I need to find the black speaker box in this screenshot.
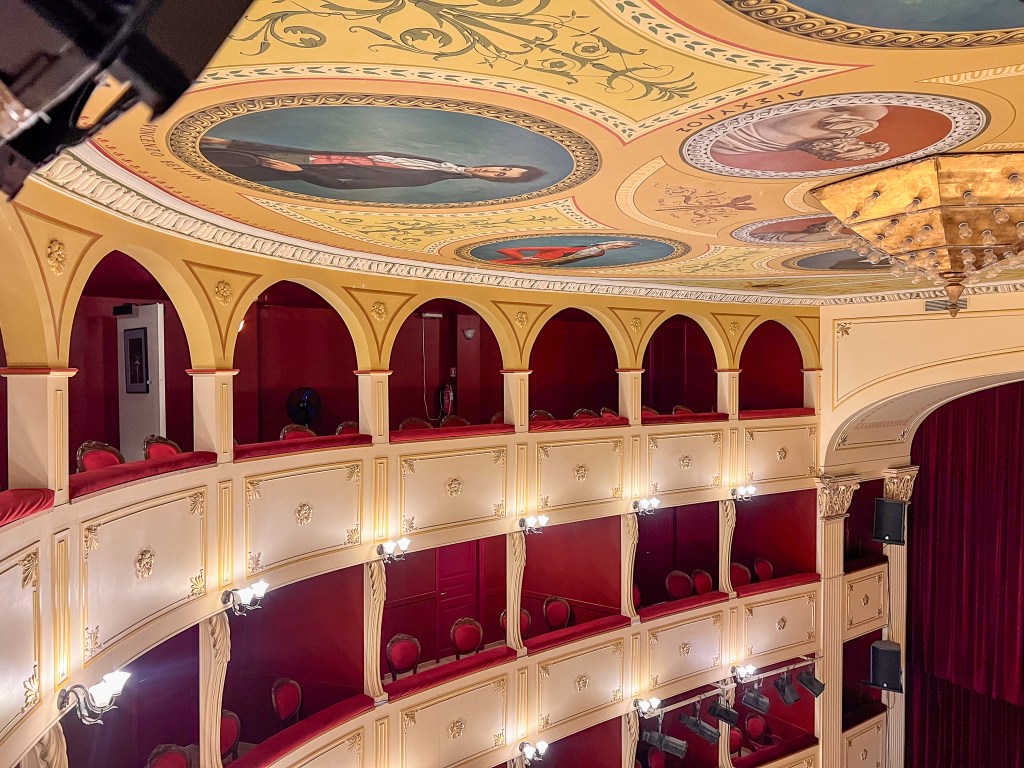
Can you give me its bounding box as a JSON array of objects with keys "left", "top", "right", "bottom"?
[
  {"left": 872, "top": 498, "right": 906, "bottom": 545},
  {"left": 867, "top": 640, "right": 903, "bottom": 693}
]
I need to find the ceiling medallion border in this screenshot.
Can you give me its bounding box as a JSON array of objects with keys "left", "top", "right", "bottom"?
[
  {"left": 721, "top": 0, "right": 1024, "bottom": 48},
  {"left": 166, "top": 93, "right": 600, "bottom": 209},
  {"left": 40, "top": 151, "right": 1024, "bottom": 306}
]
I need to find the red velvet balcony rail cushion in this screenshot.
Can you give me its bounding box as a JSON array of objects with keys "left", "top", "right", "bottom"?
[
  {"left": 641, "top": 412, "right": 729, "bottom": 425},
  {"left": 384, "top": 645, "right": 517, "bottom": 702},
  {"left": 389, "top": 423, "right": 515, "bottom": 443},
  {"left": 734, "top": 572, "right": 820, "bottom": 598},
  {"left": 234, "top": 433, "right": 371, "bottom": 461},
  {"left": 738, "top": 408, "right": 815, "bottom": 420},
  {"left": 732, "top": 733, "right": 817, "bottom": 768},
  {"left": 229, "top": 694, "right": 374, "bottom": 768},
  {"left": 0, "top": 488, "right": 55, "bottom": 528},
  {"left": 637, "top": 591, "right": 730, "bottom": 622},
  {"left": 524, "top": 614, "right": 631, "bottom": 655},
  {"left": 529, "top": 416, "right": 629, "bottom": 431},
  {"left": 69, "top": 452, "right": 217, "bottom": 500}
]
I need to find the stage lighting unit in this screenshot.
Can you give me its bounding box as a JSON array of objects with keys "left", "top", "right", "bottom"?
[
  {"left": 708, "top": 697, "right": 739, "bottom": 726},
  {"left": 774, "top": 673, "right": 802, "bottom": 705},
  {"left": 640, "top": 731, "right": 689, "bottom": 759},
  {"left": 741, "top": 684, "right": 771, "bottom": 715},
  {"left": 680, "top": 705, "right": 721, "bottom": 745},
  {"left": 798, "top": 668, "right": 826, "bottom": 698}
]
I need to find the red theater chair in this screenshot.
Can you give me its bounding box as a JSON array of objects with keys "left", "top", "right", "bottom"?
[
  {"left": 647, "top": 747, "right": 666, "bottom": 768},
  {"left": 692, "top": 569, "right": 714, "bottom": 594},
  {"left": 671, "top": 405, "right": 694, "bottom": 415},
  {"left": 271, "top": 678, "right": 302, "bottom": 729},
  {"left": 450, "top": 617, "right": 484, "bottom": 659},
  {"left": 490, "top": 411, "right": 505, "bottom": 424},
  {"left": 729, "top": 726, "right": 744, "bottom": 756},
  {"left": 335, "top": 420, "right": 360, "bottom": 434},
  {"left": 440, "top": 414, "right": 471, "bottom": 428},
  {"left": 398, "top": 417, "right": 433, "bottom": 430},
  {"left": 500, "top": 608, "right": 532, "bottom": 640},
  {"left": 731, "top": 562, "right": 753, "bottom": 588},
  {"left": 754, "top": 557, "right": 775, "bottom": 582},
  {"left": 143, "top": 434, "right": 181, "bottom": 459},
  {"left": 386, "top": 633, "right": 422, "bottom": 681},
  {"left": 600, "top": 406, "right": 618, "bottom": 417},
  {"left": 573, "top": 408, "right": 598, "bottom": 418},
  {"left": 745, "top": 713, "right": 781, "bottom": 751},
  {"left": 76, "top": 440, "right": 125, "bottom": 473},
  {"left": 529, "top": 409, "right": 554, "bottom": 422},
  {"left": 665, "top": 570, "right": 694, "bottom": 600},
  {"left": 146, "top": 745, "right": 192, "bottom": 768},
  {"left": 542, "top": 596, "right": 572, "bottom": 630},
  {"left": 220, "top": 710, "right": 241, "bottom": 761},
  {"left": 641, "top": 405, "right": 659, "bottom": 416},
  {"left": 279, "top": 423, "right": 315, "bottom": 440}
]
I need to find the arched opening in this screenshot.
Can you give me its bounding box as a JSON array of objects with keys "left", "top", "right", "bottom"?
[
  {"left": 529, "top": 309, "right": 621, "bottom": 427},
  {"left": 388, "top": 299, "right": 504, "bottom": 434},
  {"left": 642, "top": 315, "right": 721, "bottom": 421},
  {"left": 738, "top": 321, "right": 807, "bottom": 416},
  {"left": 233, "top": 282, "right": 359, "bottom": 444},
  {"left": 67, "top": 251, "right": 195, "bottom": 477},
  {"left": 730, "top": 490, "right": 818, "bottom": 596}
]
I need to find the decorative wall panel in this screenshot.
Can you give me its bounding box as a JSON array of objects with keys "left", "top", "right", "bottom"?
[
  {"left": 299, "top": 728, "right": 364, "bottom": 768},
  {"left": 0, "top": 545, "right": 40, "bottom": 743},
  {"left": 646, "top": 610, "right": 724, "bottom": 691},
  {"left": 647, "top": 431, "right": 724, "bottom": 495},
  {"left": 843, "top": 565, "right": 888, "bottom": 641},
  {"left": 537, "top": 639, "right": 625, "bottom": 731},
  {"left": 741, "top": 587, "right": 817, "bottom": 659},
  {"left": 742, "top": 425, "right": 817, "bottom": 485},
  {"left": 842, "top": 713, "right": 885, "bottom": 768},
  {"left": 244, "top": 461, "right": 362, "bottom": 576},
  {"left": 536, "top": 438, "right": 624, "bottom": 512},
  {"left": 399, "top": 447, "right": 507, "bottom": 535}
]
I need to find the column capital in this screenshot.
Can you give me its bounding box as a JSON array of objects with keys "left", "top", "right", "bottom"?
[
  {"left": 816, "top": 474, "right": 861, "bottom": 520},
  {"left": 883, "top": 465, "right": 919, "bottom": 502}
]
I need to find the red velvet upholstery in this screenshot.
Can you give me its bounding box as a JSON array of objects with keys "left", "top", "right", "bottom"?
[
  {"left": 671, "top": 405, "right": 694, "bottom": 414},
  {"left": 335, "top": 420, "right": 359, "bottom": 434},
  {"left": 528, "top": 416, "right": 629, "bottom": 431},
  {"left": 144, "top": 435, "right": 181, "bottom": 460},
  {"left": 731, "top": 734, "right": 818, "bottom": 768},
  {"left": 386, "top": 634, "right": 421, "bottom": 681},
  {"left": 146, "top": 745, "right": 191, "bottom": 768},
  {"left": 280, "top": 423, "right": 316, "bottom": 439},
  {"left": 490, "top": 411, "right": 505, "bottom": 424},
  {"left": 384, "top": 645, "right": 516, "bottom": 702},
  {"left": 738, "top": 408, "right": 815, "bottom": 420},
  {"left": 754, "top": 558, "right": 774, "bottom": 582},
  {"left": 220, "top": 710, "right": 241, "bottom": 761},
  {"left": 542, "top": 596, "right": 572, "bottom": 629},
  {"left": 632, "top": 583, "right": 641, "bottom": 610},
  {"left": 389, "top": 423, "right": 514, "bottom": 443},
  {"left": 78, "top": 441, "right": 125, "bottom": 472},
  {"left": 734, "top": 572, "right": 820, "bottom": 598},
  {"left": 641, "top": 405, "right": 658, "bottom": 415},
  {"left": 69, "top": 452, "right": 217, "bottom": 500},
  {"left": 500, "top": 608, "right": 532, "bottom": 640},
  {"left": 692, "top": 569, "right": 714, "bottom": 594},
  {"left": 647, "top": 748, "right": 666, "bottom": 768},
  {"left": 451, "top": 618, "right": 483, "bottom": 659},
  {"left": 573, "top": 408, "right": 598, "bottom": 418},
  {"left": 272, "top": 678, "right": 302, "bottom": 725},
  {"left": 637, "top": 591, "right": 729, "bottom": 622},
  {"left": 529, "top": 409, "right": 554, "bottom": 421},
  {"left": 0, "top": 488, "right": 54, "bottom": 528},
  {"left": 228, "top": 695, "right": 374, "bottom": 768},
  {"left": 665, "top": 570, "right": 693, "bottom": 600},
  {"left": 440, "top": 414, "right": 471, "bottom": 428},
  {"left": 233, "top": 433, "right": 371, "bottom": 460},
  {"left": 746, "top": 714, "right": 767, "bottom": 741},
  {"left": 730, "top": 726, "right": 744, "bottom": 754},
  {"left": 731, "top": 562, "right": 753, "bottom": 588},
  {"left": 641, "top": 412, "right": 729, "bottom": 425},
  {"left": 524, "top": 614, "right": 631, "bottom": 654},
  {"left": 399, "top": 417, "right": 434, "bottom": 430},
  {"left": 600, "top": 407, "right": 618, "bottom": 417}
]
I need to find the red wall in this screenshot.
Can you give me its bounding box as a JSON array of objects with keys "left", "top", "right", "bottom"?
[
  {"left": 643, "top": 315, "right": 718, "bottom": 414},
  {"left": 232, "top": 283, "right": 359, "bottom": 443},
  {"left": 731, "top": 490, "right": 817, "bottom": 577},
  {"left": 543, "top": 716, "right": 622, "bottom": 768},
  {"left": 842, "top": 629, "right": 884, "bottom": 715},
  {"left": 844, "top": 479, "right": 885, "bottom": 564},
  {"left": 529, "top": 309, "right": 619, "bottom": 419},
  {"left": 522, "top": 516, "right": 621, "bottom": 633},
  {"left": 738, "top": 321, "right": 804, "bottom": 411},
  {"left": 733, "top": 660, "right": 816, "bottom": 748},
  {"left": 635, "top": 503, "right": 719, "bottom": 606},
  {"left": 223, "top": 565, "right": 364, "bottom": 744},
  {"left": 63, "top": 625, "right": 199, "bottom": 768}
]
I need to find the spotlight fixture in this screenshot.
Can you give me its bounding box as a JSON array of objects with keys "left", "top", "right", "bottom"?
[
  {"left": 519, "top": 740, "right": 549, "bottom": 764},
  {"left": 631, "top": 497, "right": 661, "bottom": 516},
  {"left": 731, "top": 485, "right": 757, "bottom": 501},
  {"left": 797, "top": 667, "right": 826, "bottom": 698},
  {"left": 222, "top": 580, "right": 269, "bottom": 616},
  {"left": 640, "top": 731, "right": 689, "bottom": 759},
  {"left": 732, "top": 664, "right": 757, "bottom": 683},
  {"left": 680, "top": 704, "right": 720, "bottom": 745},
  {"left": 633, "top": 697, "right": 662, "bottom": 718},
  {"left": 376, "top": 538, "right": 412, "bottom": 563},
  {"left": 57, "top": 671, "right": 131, "bottom": 725},
  {"left": 518, "top": 515, "right": 549, "bottom": 534},
  {"left": 708, "top": 697, "right": 740, "bottom": 726},
  {"left": 774, "top": 672, "right": 802, "bottom": 706},
  {"left": 741, "top": 682, "right": 771, "bottom": 715}
]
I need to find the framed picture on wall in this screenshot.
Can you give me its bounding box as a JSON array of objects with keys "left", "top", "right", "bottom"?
[{"left": 123, "top": 327, "right": 149, "bottom": 394}]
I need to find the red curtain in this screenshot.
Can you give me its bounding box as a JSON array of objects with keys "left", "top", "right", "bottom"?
[{"left": 906, "top": 382, "right": 1024, "bottom": 767}]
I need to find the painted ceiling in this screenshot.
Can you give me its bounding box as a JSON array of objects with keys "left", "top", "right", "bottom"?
[{"left": 35, "top": 0, "right": 1024, "bottom": 303}]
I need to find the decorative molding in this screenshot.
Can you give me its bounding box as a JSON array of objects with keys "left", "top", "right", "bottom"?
[
  {"left": 493, "top": 501, "right": 506, "bottom": 517},
  {"left": 294, "top": 502, "right": 313, "bottom": 526},
  {"left": 837, "top": 322, "right": 852, "bottom": 338},
  {"left": 448, "top": 719, "right": 465, "bottom": 740},
  {"left": 214, "top": 280, "right": 233, "bottom": 305},
  {"left": 188, "top": 491, "right": 206, "bottom": 517},
  {"left": 401, "top": 458, "right": 416, "bottom": 477},
  {"left": 24, "top": 722, "right": 68, "bottom": 768},
  {"left": 817, "top": 474, "right": 861, "bottom": 520},
  {"left": 573, "top": 464, "right": 589, "bottom": 482},
  {"left": 777, "top": 616, "right": 788, "bottom": 631},
  {"left": 401, "top": 516, "right": 416, "bottom": 533},
  {"left": 370, "top": 301, "right": 388, "bottom": 321},
  {"left": 777, "top": 447, "right": 788, "bottom": 460},
  {"left": 20, "top": 551, "right": 39, "bottom": 589},
  {"left": 189, "top": 570, "right": 206, "bottom": 597},
  {"left": 347, "top": 464, "right": 361, "bottom": 482},
  {"left": 629, "top": 317, "right": 642, "bottom": 333},
  {"left": 492, "top": 449, "right": 507, "bottom": 466},
  {"left": 366, "top": 560, "right": 387, "bottom": 699},
  {"left": 611, "top": 686, "right": 623, "bottom": 703},
  {"left": 247, "top": 551, "right": 263, "bottom": 574},
  {"left": 199, "top": 612, "right": 231, "bottom": 768},
  {"left": 245, "top": 480, "right": 262, "bottom": 502},
  {"left": 445, "top": 477, "right": 463, "bottom": 496},
  {"left": 611, "top": 440, "right": 623, "bottom": 455},
  {"left": 493, "top": 731, "right": 506, "bottom": 748},
  {"left": 346, "top": 525, "right": 361, "bottom": 544},
  {"left": 22, "top": 665, "right": 40, "bottom": 713},
  {"left": 680, "top": 455, "right": 692, "bottom": 469},
  {"left": 679, "top": 642, "right": 691, "bottom": 657},
  {"left": 402, "top": 711, "right": 417, "bottom": 734},
  {"left": 135, "top": 549, "right": 155, "bottom": 580},
  {"left": 611, "top": 485, "right": 623, "bottom": 499},
  {"left": 83, "top": 524, "right": 100, "bottom": 558},
  {"left": 84, "top": 626, "right": 100, "bottom": 661},
  {"left": 346, "top": 733, "right": 362, "bottom": 756},
  {"left": 508, "top": 531, "right": 526, "bottom": 650},
  {"left": 46, "top": 239, "right": 67, "bottom": 275},
  {"left": 884, "top": 467, "right": 919, "bottom": 502},
  {"left": 514, "top": 311, "right": 528, "bottom": 328},
  {"left": 575, "top": 674, "right": 589, "bottom": 692}
]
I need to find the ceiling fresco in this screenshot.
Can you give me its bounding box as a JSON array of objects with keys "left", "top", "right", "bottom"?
[{"left": 35, "top": 0, "right": 1024, "bottom": 303}]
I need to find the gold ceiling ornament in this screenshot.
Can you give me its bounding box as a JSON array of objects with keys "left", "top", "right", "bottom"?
[
  {"left": 135, "top": 549, "right": 155, "bottom": 580},
  {"left": 814, "top": 153, "right": 1024, "bottom": 316}
]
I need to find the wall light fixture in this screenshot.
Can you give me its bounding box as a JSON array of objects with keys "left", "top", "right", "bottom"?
[
  {"left": 57, "top": 671, "right": 131, "bottom": 725},
  {"left": 518, "top": 515, "right": 549, "bottom": 534},
  {"left": 222, "top": 580, "right": 269, "bottom": 616},
  {"left": 376, "top": 538, "right": 411, "bottom": 564}
]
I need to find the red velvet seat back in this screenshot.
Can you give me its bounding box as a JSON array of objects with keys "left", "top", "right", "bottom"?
[
  {"left": 647, "top": 747, "right": 666, "bottom": 768},
  {"left": 147, "top": 441, "right": 180, "bottom": 459},
  {"left": 501, "top": 608, "right": 532, "bottom": 639},
  {"left": 692, "top": 569, "right": 714, "bottom": 594},
  {"left": 730, "top": 726, "right": 743, "bottom": 753},
  {"left": 441, "top": 415, "right": 471, "bottom": 428},
  {"left": 754, "top": 557, "right": 774, "bottom": 582},
  {"left": 282, "top": 427, "right": 315, "bottom": 440},
  {"left": 81, "top": 447, "right": 123, "bottom": 471},
  {"left": 672, "top": 405, "right": 694, "bottom": 415},
  {"left": 543, "top": 596, "right": 571, "bottom": 629},
  {"left": 529, "top": 409, "right": 553, "bottom": 421},
  {"left": 386, "top": 634, "right": 421, "bottom": 679},
  {"left": 731, "top": 562, "right": 753, "bottom": 587},
  {"left": 146, "top": 746, "right": 190, "bottom": 768},
  {"left": 451, "top": 618, "right": 483, "bottom": 657},
  {"left": 220, "top": 710, "right": 241, "bottom": 758},
  {"left": 573, "top": 408, "right": 598, "bottom": 418},
  {"left": 746, "top": 713, "right": 767, "bottom": 740},
  {"left": 490, "top": 411, "right": 505, "bottom": 424},
  {"left": 272, "top": 678, "right": 302, "bottom": 722},
  {"left": 665, "top": 570, "right": 694, "bottom": 600},
  {"left": 399, "top": 417, "right": 433, "bottom": 430}
]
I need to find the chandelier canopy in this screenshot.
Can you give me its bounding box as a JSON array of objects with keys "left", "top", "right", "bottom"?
[{"left": 813, "top": 153, "right": 1024, "bottom": 316}]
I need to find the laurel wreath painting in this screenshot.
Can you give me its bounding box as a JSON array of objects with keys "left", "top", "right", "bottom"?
[{"left": 233, "top": 0, "right": 698, "bottom": 101}]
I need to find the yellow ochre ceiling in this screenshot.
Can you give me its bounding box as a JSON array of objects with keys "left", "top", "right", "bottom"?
[{"left": 36, "top": 0, "right": 1024, "bottom": 303}]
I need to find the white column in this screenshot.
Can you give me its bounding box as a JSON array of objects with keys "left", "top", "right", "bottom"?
[
  {"left": 882, "top": 466, "right": 918, "bottom": 768},
  {"left": 19, "top": 723, "right": 68, "bottom": 768},
  {"left": 356, "top": 371, "right": 391, "bottom": 444},
  {"left": 198, "top": 612, "right": 231, "bottom": 768},
  {"left": 622, "top": 513, "right": 639, "bottom": 621},
  {"left": 719, "top": 499, "right": 737, "bottom": 594},
  {"left": 506, "top": 531, "right": 527, "bottom": 653},
  {"left": 617, "top": 368, "right": 643, "bottom": 426},
  {"left": 502, "top": 370, "right": 530, "bottom": 433},
  {"left": 803, "top": 368, "right": 822, "bottom": 413},
  {"left": 2, "top": 368, "right": 74, "bottom": 505},
  {"left": 364, "top": 560, "right": 387, "bottom": 700},
  {"left": 188, "top": 369, "right": 237, "bottom": 463},
  {"left": 716, "top": 369, "right": 739, "bottom": 418},
  {"left": 815, "top": 474, "right": 861, "bottom": 766}
]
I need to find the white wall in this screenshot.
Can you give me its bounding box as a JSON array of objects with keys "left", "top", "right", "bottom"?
[{"left": 116, "top": 303, "right": 166, "bottom": 461}]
